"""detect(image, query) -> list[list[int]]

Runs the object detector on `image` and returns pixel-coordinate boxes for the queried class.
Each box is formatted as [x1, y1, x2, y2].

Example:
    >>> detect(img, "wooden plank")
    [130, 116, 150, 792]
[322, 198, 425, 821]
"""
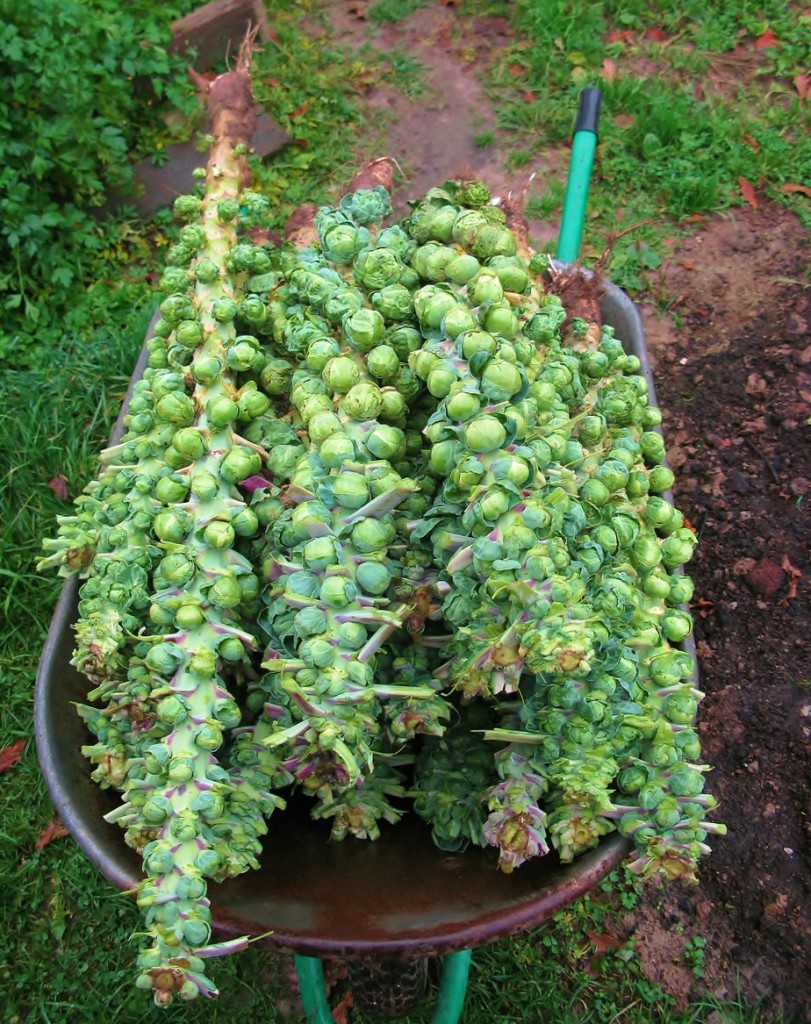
[100, 111, 289, 219]
[170, 0, 271, 67]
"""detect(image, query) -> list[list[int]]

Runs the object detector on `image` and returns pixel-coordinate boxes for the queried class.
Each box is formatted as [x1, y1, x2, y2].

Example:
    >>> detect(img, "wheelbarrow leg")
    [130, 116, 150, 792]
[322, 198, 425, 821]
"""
[295, 955, 334, 1024]
[294, 948, 473, 1023]
[433, 949, 472, 1024]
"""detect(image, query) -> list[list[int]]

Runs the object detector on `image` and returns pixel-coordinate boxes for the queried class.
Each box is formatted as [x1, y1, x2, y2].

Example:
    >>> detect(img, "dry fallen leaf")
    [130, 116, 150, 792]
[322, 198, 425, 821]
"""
[48, 474, 70, 500]
[604, 29, 636, 44]
[600, 57, 617, 82]
[794, 72, 809, 101]
[754, 28, 779, 49]
[781, 183, 811, 198]
[0, 739, 26, 773]
[36, 815, 69, 852]
[738, 178, 759, 209]
[332, 991, 354, 1024]
[586, 930, 623, 954]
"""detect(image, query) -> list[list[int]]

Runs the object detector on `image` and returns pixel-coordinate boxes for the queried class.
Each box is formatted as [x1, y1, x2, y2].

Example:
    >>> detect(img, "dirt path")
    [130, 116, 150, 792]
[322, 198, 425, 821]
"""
[314, 5, 811, 1019]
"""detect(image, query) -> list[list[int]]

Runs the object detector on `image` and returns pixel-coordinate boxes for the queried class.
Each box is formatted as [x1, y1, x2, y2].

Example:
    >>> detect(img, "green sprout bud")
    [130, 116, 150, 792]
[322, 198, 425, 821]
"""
[146, 642, 184, 676]
[342, 381, 384, 421]
[371, 284, 414, 321]
[351, 517, 392, 554]
[175, 320, 204, 351]
[667, 573, 694, 606]
[464, 415, 507, 453]
[481, 301, 519, 339]
[460, 330, 497, 360]
[295, 606, 328, 637]
[191, 355, 222, 385]
[480, 359, 523, 402]
[190, 470, 220, 501]
[207, 575, 243, 609]
[175, 603, 204, 630]
[219, 447, 262, 485]
[217, 198, 240, 222]
[153, 509, 192, 544]
[211, 298, 238, 323]
[445, 390, 481, 422]
[320, 575, 356, 608]
[156, 393, 195, 427]
[303, 536, 338, 570]
[173, 427, 207, 462]
[662, 608, 693, 642]
[427, 368, 457, 398]
[648, 465, 675, 493]
[306, 339, 341, 372]
[206, 395, 239, 429]
[158, 551, 195, 587]
[194, 258, 220, 284]
[155, 474, 190, 503]
[204, 520, 235, 550]
[308, 411, 343, 445]
[445, 252, 481, 285]
[323, 355, 362, 394]
[332, 473, 370, 509]
[442, 305, 479, 339]
[356, 560, 392, 595]
[366, 424, 406, 460]
[343, 308, 386, 352]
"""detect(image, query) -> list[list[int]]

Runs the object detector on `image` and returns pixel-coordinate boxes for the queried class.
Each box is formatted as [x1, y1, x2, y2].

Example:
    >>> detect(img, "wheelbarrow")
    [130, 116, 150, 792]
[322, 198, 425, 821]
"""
[34, 263, 673, 1020]
[35, 91, 690, 1021]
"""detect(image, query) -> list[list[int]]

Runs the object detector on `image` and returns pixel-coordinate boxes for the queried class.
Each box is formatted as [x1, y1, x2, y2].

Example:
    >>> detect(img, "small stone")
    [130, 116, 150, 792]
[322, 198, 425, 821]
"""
[745, 557, 786, 597]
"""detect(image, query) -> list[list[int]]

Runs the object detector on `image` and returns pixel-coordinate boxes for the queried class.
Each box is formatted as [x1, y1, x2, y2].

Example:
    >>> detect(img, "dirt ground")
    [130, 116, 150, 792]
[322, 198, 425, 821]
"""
[309, 4, 811, 1021]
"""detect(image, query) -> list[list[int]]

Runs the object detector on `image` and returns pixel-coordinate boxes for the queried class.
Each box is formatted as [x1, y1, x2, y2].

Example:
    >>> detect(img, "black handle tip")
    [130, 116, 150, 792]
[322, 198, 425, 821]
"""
[575, 87, 602, 138]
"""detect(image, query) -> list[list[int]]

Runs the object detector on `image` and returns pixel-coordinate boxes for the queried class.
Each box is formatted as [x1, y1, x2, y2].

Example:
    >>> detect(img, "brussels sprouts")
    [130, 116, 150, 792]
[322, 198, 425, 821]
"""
[332, 472, 370, 510]
[481, 301, 519, 340]
[469, 270, 504, 307]
[342, 381, 384, 421]
[413, 285, 460, 331]
[338, 185, 392, 225]
[480, 359, 523, 402]
[366, 344, 400, 381]
[445, 252, 481, 285]
[323, 355, 362, 394]
[464, 415, 507, 454]
[206, 395, 239, 429]
[219, 447, 262, 485]
[370, 284, 414, 322]
[366, 424, 406, 460]
[354, 247, 403, 291]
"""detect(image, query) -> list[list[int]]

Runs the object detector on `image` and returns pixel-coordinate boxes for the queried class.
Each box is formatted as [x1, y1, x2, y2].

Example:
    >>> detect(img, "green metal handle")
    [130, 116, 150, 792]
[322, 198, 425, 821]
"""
[295, 950, 473, 1023]
[556, 88, 601, 264]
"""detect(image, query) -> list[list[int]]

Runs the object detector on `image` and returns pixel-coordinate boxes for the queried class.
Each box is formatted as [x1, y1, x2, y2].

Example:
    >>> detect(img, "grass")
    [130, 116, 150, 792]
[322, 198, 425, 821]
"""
[0, 1, 803, 1022]
[477, 0, 811, 287]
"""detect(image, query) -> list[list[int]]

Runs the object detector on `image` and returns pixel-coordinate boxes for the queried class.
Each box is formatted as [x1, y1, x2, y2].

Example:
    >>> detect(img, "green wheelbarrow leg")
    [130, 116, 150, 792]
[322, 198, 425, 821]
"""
[295, 949, 473, 1022]
[433, 949, 473, 1024]
[295, 955, 334, 1024]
